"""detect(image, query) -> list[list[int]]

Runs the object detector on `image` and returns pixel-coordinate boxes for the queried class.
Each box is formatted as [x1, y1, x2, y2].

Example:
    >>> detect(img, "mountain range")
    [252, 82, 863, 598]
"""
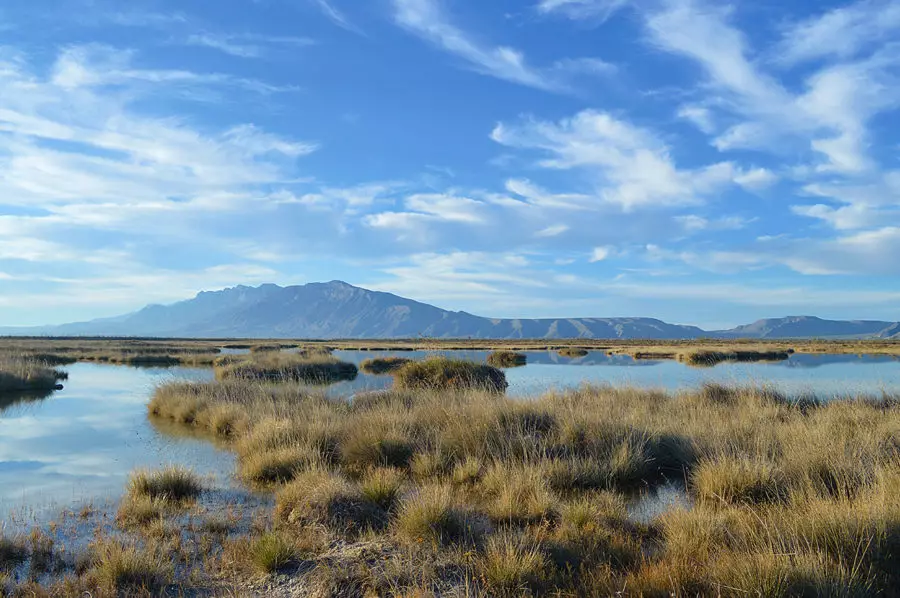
[2, 281, 899, 340]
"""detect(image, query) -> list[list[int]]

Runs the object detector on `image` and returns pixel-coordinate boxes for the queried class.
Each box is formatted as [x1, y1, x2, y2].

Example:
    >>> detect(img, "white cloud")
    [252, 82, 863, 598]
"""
[734, 167, 778, 191]
[365, 193, 487, 229]
[492, 110, 737, 210]
[184, 33, 315, 58]
[392, 0, 612, 93]
[673, 214, 755, 233]
[50, 44, 295, 94]
[536, 0, 628, 22]
[677, 105, 715, 134]
[776, 0, 900, 66]
[535, 224, 569, 237]
[590, 246, 614, 262]
[503, 179, 595, 210]
[367, 252, 546, 306]
[310, 0, 361, 33]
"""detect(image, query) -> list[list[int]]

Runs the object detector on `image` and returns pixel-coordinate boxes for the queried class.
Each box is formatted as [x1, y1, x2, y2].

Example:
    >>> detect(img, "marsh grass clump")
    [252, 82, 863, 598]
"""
[0, 355, 67, 393]
[393, 358, 507, 393]
[558, 348, 589, 358]
[395, 485, 483, 547]
[250, 531, 298, 574]
[134, 372, 900, 595]
[0, 534, 26, 571]
[360, 467, 406, 510]
[250, 344, 284, 353]
[116, 495, 167, 529]
[276, 469, 386, 533]
[86, 538, 170, 593]
[240, 445, 322, 487]
[298, 344, 334, 359]
[217, 353, 358, 385]
[478, 533, 549, 596]
[683, 349, 791, 367]
[360, 356, 413, 374]
[487, 351, 527, 368]
[126, 466, 202, 504]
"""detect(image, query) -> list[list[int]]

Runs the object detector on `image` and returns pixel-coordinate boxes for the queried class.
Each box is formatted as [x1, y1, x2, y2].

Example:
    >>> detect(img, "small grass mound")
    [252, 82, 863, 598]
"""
[360, 357, 413, 374]
[0, 356, 67, 393]
[479, 533, 548, 595]
[276, 469, 386, 533]
[558, 348, 589, 358]
[693, 455, 786, 504]
[487, 351, 527, 368]
[250, 532, 298, 574]
[392, 358, 507, 393]
[250, 344, 284, 353]
[240, 445, 322, 487]
[217, 355, 358, 385]
[87, 539, 169, 593]
[683, 350, 791, 367]
[0, 534, 26, 571]
[126, 466, 202, 504]
[116, 495, 167, 529]
[360, 467, 405, 510]
[395, 485, 482, 547]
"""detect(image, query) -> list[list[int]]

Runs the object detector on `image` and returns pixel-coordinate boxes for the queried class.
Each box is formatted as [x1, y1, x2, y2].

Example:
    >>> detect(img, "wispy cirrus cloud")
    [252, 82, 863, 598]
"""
[392, 0, 614, 93]
[642, 0, 900, 262]
[535, 0, 629, 23]
[184, 33, 315, 58]
[775, 0, 900, 66]
[310, 0, 361, 33]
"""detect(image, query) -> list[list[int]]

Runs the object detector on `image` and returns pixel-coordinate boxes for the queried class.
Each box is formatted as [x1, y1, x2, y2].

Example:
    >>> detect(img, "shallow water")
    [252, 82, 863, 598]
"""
[330, 349, 900, 398]
[3, 350, 900, 523]
[0, 363, 235, 523]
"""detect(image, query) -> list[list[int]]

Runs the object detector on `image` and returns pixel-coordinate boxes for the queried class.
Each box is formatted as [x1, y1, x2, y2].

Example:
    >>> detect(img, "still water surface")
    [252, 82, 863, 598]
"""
[3, 350, 900, 519]
[330, 349, 900, 398]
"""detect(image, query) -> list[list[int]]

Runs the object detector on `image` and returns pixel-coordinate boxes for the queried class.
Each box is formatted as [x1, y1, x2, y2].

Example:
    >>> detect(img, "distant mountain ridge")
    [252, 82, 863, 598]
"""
[2, 281, 899, 340]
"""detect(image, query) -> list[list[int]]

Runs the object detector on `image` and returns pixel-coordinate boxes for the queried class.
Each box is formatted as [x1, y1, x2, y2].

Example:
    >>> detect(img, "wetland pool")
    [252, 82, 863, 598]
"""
[3, 350, 900, 522]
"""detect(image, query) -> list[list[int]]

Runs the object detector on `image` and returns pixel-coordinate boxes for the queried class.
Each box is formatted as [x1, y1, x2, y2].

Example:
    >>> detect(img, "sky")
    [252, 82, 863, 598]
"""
[1, 0, 900, 329]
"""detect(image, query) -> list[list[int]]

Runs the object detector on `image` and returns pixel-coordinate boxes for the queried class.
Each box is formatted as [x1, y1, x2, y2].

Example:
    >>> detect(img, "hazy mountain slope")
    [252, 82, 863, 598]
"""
[720, 316, 900, 339]
[2, 283, 898, 339]
[5, 281, 705, 339]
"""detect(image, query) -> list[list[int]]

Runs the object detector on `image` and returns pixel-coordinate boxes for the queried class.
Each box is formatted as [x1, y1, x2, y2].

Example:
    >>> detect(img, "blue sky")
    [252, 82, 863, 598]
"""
[1, 0, 900, 329]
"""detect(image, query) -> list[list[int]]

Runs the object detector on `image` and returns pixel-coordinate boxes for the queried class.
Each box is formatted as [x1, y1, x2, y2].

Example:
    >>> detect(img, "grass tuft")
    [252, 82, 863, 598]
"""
[486, 351, 527, 368]
[87, 539, 169, 593]
[395, 485, 481, 547]
[360, 357, 413, 374]
[392, 358, 507, 393]
[557, 348, 589, 358]
[126, 466, 202, 504]
[250, 531, 298, 574]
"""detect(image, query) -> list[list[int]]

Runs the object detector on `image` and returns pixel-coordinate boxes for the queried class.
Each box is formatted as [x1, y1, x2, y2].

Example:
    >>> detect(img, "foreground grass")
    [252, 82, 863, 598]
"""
[139, 371, 900, 595]
[0, 355, 67, 393]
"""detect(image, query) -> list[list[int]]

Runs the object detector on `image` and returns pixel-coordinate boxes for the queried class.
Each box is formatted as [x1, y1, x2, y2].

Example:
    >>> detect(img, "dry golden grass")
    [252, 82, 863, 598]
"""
[92, 367, 900, 595]
[0, 355, 67, 393]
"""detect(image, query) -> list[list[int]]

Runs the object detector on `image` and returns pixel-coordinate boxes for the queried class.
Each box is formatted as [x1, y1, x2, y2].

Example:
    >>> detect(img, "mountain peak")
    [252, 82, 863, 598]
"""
[11, 282, 900, 339]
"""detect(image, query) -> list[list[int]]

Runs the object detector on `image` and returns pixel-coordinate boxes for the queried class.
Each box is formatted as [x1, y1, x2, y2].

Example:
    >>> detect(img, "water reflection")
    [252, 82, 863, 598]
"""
[0, 389, 58, 414]
[0, 363, 234, 522]
[328, 349, 900, 398]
